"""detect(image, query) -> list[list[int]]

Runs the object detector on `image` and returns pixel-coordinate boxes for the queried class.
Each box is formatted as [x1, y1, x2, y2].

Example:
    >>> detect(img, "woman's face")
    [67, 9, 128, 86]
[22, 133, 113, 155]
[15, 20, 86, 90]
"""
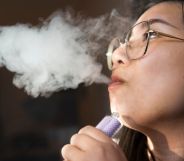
[109, 2, 184, 130]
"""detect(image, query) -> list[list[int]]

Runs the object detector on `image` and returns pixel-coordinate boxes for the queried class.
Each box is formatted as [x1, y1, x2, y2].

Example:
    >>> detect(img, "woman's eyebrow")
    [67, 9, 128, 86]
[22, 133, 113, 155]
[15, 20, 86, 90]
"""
[149, 18, 179, 29]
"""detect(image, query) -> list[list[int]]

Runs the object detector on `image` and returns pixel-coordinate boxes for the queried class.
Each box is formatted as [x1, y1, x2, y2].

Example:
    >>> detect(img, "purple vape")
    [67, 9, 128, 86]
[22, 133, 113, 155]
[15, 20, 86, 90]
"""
[96, 113, 121, 137]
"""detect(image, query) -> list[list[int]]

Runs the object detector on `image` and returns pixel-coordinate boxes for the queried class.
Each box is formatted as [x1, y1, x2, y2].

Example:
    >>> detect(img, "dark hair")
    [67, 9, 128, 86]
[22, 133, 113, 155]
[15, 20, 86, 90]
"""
[119, 126, 150, 161]
[132, 0, 184, 19]
[119, 1, 184, 161]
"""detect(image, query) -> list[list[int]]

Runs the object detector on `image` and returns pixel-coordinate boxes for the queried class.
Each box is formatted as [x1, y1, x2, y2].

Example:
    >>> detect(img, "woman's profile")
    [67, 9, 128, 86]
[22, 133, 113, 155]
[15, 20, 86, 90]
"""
[62, 1, 184, 161]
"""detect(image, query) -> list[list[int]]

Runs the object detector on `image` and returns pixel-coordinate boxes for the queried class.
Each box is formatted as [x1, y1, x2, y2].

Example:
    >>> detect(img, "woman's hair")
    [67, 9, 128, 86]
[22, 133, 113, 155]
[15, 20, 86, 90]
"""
[119, 1, 184, 161]
[119, 126, 150, 161]
[132, 0, 184, 19]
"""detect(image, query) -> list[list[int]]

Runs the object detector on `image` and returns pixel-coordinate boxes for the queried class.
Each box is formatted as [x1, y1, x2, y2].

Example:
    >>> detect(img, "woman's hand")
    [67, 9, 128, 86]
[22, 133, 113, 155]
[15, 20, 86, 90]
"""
[61, 125, 128, 161]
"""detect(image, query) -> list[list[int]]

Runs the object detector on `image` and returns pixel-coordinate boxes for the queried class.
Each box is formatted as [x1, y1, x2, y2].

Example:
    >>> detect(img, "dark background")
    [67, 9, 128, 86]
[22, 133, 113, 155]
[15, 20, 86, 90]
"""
[0, 0, 132, 160]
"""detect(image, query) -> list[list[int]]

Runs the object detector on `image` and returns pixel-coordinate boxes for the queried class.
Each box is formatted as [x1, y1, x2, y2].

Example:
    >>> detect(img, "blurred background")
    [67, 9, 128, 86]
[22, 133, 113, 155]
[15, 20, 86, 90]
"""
[0, 0, 133, 160]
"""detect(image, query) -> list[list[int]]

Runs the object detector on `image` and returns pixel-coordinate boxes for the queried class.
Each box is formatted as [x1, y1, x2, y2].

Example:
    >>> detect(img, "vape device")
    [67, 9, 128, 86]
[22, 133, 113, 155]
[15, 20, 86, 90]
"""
[96, 113, 122, 138]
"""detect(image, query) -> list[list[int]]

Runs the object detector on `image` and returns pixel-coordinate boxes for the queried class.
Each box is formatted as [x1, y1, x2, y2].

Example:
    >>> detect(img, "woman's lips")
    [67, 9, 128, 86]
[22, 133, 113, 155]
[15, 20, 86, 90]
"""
[108, 75, 126, 90]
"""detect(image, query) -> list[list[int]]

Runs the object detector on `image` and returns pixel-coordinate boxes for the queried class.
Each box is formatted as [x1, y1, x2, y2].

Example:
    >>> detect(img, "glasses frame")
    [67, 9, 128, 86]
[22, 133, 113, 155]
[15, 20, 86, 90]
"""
[106, 20, 184, 70]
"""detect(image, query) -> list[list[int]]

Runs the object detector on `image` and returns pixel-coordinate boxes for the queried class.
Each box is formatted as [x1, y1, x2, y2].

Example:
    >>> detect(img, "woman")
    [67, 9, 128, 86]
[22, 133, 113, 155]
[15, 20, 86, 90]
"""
[62, 0, 184, 161]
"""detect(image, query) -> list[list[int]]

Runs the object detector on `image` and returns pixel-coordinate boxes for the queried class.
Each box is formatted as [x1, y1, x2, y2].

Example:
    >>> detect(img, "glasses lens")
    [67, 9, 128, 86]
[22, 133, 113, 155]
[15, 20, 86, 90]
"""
[106, 22, 149, 70]
[126, 21, 149, 59]
[106, 38, 121, 70]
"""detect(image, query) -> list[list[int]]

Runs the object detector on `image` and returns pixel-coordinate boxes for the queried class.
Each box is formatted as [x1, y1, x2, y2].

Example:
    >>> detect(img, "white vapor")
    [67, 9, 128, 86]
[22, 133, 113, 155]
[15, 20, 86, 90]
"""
[0, 10, 131, 97]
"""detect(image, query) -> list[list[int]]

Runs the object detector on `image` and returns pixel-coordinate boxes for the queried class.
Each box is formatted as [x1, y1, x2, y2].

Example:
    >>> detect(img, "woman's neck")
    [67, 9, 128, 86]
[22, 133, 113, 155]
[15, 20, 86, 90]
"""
[146, 120, 184, 161]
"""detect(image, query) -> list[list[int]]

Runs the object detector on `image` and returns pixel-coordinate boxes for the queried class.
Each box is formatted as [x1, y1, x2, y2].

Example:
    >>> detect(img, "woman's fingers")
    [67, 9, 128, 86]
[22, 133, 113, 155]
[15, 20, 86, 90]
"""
[61, 125, 128, 161]
[78, 125, 112, 143]
[61, 144, 84, 161]
[70, 133, 99, 150]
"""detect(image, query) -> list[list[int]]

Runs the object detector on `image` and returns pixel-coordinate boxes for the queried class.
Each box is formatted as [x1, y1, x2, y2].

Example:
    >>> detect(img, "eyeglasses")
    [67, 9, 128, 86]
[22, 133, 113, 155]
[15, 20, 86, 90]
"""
[106, 20, 184, 70]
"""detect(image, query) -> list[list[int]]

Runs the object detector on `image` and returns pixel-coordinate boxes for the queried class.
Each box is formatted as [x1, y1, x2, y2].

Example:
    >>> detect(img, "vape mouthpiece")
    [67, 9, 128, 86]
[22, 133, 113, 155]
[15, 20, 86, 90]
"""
[96, 113, 121, 137]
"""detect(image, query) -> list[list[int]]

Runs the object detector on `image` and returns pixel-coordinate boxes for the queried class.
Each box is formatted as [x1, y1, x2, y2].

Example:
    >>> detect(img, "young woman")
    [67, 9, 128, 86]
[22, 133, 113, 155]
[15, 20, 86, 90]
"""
[62, 0, 184, 161]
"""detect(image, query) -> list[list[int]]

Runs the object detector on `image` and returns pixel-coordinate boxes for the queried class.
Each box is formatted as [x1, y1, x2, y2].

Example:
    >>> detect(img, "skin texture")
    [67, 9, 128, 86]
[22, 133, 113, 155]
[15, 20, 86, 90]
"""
[62, 2, 184, 161]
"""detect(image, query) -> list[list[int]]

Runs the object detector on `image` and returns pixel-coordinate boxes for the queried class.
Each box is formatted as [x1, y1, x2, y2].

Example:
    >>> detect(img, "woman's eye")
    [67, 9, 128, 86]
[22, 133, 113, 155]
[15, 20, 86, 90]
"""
[149, 31, 158, 39]
[142, 31, 158, 41]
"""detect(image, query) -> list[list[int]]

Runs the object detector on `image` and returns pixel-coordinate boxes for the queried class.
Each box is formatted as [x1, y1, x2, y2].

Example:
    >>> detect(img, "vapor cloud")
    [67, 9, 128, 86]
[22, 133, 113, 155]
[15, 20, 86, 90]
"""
[0, 10, 131, 97]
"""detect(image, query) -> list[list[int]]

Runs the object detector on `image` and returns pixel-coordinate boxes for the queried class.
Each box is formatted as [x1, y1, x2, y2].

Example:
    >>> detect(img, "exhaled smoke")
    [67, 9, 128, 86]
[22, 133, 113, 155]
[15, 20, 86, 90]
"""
[0, 10, 132, 97]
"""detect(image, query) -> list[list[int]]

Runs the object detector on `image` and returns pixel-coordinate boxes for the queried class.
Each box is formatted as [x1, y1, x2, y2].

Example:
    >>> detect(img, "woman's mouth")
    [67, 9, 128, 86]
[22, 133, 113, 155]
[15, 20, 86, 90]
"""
[108, 75, 126, 90]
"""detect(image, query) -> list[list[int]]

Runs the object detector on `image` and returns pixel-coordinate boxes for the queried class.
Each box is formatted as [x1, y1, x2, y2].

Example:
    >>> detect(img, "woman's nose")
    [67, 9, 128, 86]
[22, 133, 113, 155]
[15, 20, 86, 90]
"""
[111, 43, 129, 69]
